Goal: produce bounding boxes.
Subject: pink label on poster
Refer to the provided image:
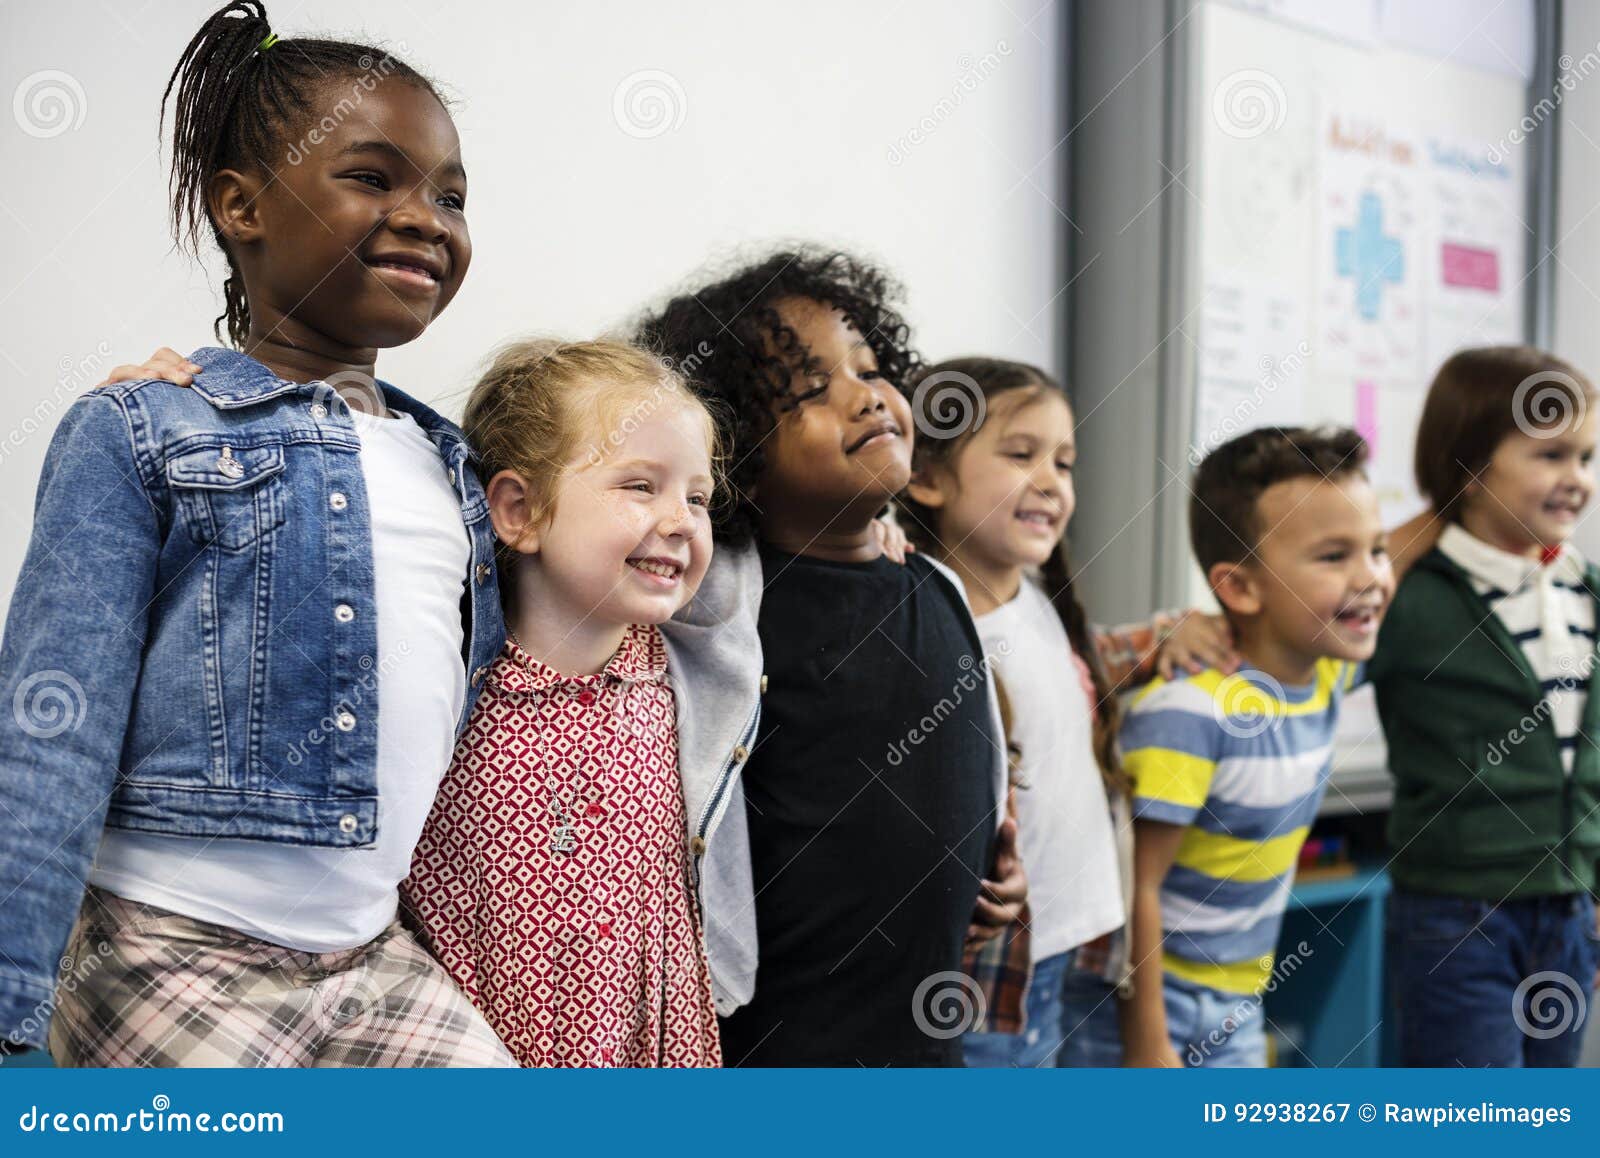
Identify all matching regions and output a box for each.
[1355,380,1379,454]
[1440,242,1500,291]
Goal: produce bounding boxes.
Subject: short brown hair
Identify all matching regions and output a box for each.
[1190,425,1369,574]
[1414,345,1594,521]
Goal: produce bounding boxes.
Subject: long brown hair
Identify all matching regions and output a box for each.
[898,357,1129,798]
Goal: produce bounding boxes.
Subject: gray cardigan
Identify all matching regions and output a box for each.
[662,542,1008,1014]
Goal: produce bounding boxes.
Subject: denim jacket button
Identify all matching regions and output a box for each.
[335,711,357,732]
[448,468,457,486]
[334,604,354,623]
[471,666,489,687]
[329,492,348,512]
[475,563,492,585]
[310,403,328,420]
[338,814,358,834]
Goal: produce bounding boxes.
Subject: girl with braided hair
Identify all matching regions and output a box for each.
[0,1,515,1065]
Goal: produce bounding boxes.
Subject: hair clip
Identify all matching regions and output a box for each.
[258,32,279,52]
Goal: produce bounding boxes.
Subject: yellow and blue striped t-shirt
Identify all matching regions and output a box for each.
[1123,658,1363,995]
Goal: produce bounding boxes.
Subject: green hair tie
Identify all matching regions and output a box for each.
[258,32,279,52]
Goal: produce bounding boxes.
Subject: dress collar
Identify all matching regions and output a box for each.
[489,622,668,696]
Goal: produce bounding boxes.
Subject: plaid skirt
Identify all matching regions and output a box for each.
[48,886,516,1068]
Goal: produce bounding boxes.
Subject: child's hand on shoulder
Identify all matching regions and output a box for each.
[1156,610,1238,679]
[873,516,914,565]
[97,347,201,388]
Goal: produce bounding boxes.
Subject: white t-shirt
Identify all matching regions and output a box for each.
[976,576,1125,963]
[90,404,470,952]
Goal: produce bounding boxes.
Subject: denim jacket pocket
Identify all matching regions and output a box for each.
[166,439,287,552]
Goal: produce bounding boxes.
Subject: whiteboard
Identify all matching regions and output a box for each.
[1187,0,1535,801]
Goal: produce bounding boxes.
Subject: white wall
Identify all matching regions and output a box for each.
[1557,0,1600,565]
[0,0,1063,610]
[1554,0,1600,1070]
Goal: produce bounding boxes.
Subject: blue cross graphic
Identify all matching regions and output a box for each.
[1334,191,1404,321]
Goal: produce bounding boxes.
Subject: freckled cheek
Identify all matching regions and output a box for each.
[589,495,655,549]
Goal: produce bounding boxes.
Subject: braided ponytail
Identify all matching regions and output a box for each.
[160,1,437,347]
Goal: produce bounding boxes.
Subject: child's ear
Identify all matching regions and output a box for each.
[207,169,268,246]
[486,470,542,555]
[903,466,948,511]
[1208,560,1262,618]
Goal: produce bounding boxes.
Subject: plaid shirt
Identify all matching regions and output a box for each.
[963,612,1177,1033]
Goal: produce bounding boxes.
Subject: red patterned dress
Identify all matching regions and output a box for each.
[401,623,721,1067]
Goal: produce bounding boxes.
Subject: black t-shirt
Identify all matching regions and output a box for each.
[718,545,1000,1067]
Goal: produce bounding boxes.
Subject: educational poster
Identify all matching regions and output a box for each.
[1353,377,1429,524]
[1193,0,1537,798]
[1193,269,1310,458]
[1315,110,1424,382]
[1211,125,1311,267]
[1418,133,1525,374]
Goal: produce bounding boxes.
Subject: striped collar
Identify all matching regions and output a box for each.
[1437,523,1586,597]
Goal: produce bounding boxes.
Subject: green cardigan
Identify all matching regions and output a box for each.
[1369,547,1600,899]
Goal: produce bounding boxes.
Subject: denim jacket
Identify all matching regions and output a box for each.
[0,347,505,1049]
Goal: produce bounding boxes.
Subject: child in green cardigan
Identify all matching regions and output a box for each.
[1372,345,1600,1067]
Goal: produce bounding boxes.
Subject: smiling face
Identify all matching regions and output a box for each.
[527,397,715,628]
[910,387,1075,582]
[1218,472,1394,669]
[1459,413,1599,556]
[754,297,915,542]
[215,79,470,350]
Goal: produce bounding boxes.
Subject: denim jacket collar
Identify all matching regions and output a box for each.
[187,346,473,468]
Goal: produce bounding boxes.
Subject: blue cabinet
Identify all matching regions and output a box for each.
[1262,867,1391,1067]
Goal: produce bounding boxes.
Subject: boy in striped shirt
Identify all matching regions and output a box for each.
[1116,427,1394,1067]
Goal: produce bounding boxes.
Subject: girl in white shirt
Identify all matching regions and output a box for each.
[899,357,1230,1067]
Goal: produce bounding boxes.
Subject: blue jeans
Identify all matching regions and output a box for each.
[1387,888,1599,1067]
[963,952,1069,1067]
[1059,967,1267,1067]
